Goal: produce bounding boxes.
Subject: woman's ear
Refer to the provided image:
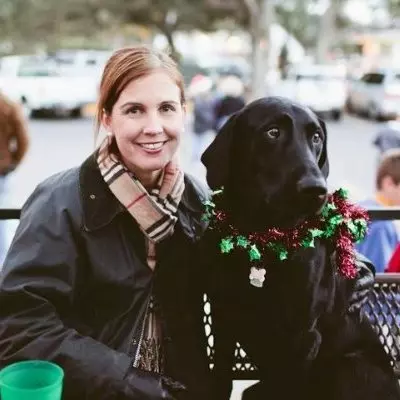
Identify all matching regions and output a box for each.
[101,109,111,132]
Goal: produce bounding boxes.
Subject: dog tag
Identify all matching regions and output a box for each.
[249,267,266,288]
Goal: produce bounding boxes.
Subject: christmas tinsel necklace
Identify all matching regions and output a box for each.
[202,188,369,288]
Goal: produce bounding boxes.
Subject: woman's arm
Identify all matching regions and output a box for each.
[0,178,175,399]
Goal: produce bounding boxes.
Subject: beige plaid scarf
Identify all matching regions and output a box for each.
[97,135,185,270]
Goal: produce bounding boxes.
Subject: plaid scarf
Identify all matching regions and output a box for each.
[97,135,185,270]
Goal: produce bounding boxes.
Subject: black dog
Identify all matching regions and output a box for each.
[201,97,400,400]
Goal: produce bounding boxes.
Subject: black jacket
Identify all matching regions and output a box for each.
[0,154,212,399]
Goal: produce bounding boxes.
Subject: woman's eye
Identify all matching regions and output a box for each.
[160,104,175,113]
[126,107,142,115]
[312,132,322,144]
[265,127,280,140]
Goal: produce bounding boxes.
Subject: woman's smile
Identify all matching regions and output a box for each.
[136,140,168,153]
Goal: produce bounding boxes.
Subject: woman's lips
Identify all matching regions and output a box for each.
[137,141,167,153]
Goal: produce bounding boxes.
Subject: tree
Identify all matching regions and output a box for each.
[0,0,113,52]
[315,0,347,63]
[98,0,228,61]
[242,0,275,99]
[387,0,400,18]
[203,0,275,99]
[275,0,320,48]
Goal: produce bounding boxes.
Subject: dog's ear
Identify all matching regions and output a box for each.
[318,117,329,178]
[201,114,238,189]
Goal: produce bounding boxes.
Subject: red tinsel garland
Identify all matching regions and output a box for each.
[204,189,369,280]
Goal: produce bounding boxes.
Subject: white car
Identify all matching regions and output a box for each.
[0,55,99,117]
[346,69,400,120]
[271,64,347,120]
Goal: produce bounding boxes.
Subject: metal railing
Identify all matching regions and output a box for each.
[203,275,400,379]
[0,209,20,220]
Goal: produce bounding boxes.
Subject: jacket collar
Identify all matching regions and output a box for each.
[79,153,207,237]
[79,153,124,232]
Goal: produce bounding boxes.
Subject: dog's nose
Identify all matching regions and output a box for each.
[299,186,327,201]
[297,178,328,202]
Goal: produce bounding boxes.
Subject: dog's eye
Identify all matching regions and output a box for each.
[265,128,280,140]
[312,132,322,144]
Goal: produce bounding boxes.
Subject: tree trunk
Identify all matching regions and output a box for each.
[245,0,275,101]
[163,28,179,61]
[158,11,180,63]
[315,0,341,63]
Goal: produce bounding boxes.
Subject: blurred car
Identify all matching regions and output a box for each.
[346,69,400,120]
[48,49,111,80]
[0,55,98,117]
[271,64,347,121]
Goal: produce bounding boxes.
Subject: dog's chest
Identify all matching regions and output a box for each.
[212,248,317,299]
[209,242,332,329]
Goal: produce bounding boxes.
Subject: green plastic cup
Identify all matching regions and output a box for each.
[0,360,64,400]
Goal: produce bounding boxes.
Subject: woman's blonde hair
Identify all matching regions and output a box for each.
[94,46,186,140]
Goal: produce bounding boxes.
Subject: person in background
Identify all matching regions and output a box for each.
[189,75,215,162]
[0,92,29,177]
[0,46,213,400]
[373,118,400,161]
[356,149,400,272]
[0,91,29,264]
[213,75,246,131]
[386,243,400,272]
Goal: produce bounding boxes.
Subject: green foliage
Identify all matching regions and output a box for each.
[0,0,397,55]
[388,0,400,17]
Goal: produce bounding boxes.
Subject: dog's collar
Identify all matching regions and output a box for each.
[202,188,369,288]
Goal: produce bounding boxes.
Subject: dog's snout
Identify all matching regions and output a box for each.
[299,186,327,200]
[297,177,328,202]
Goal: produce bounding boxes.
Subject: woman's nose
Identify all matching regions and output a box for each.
[142,113,163,134]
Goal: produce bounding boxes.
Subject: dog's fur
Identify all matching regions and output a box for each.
[201,97,400,400]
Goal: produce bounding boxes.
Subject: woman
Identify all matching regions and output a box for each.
[0,46,212,399]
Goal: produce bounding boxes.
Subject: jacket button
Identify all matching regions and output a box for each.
[90,194,96,200]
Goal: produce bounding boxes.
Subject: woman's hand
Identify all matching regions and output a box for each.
[123,367,186,399]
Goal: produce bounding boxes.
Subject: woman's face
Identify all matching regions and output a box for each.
[102,71,185,184]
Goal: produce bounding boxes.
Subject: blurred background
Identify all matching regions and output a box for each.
[1,0,400,397]
[1,0,399,195]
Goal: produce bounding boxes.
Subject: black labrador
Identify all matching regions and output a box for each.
[200,97,400,400]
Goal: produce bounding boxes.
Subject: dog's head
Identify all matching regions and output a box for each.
[201,96,329,230]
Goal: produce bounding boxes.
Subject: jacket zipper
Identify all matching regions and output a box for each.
[132,294,151,367]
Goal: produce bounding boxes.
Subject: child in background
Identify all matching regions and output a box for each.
[356,149,400,272]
